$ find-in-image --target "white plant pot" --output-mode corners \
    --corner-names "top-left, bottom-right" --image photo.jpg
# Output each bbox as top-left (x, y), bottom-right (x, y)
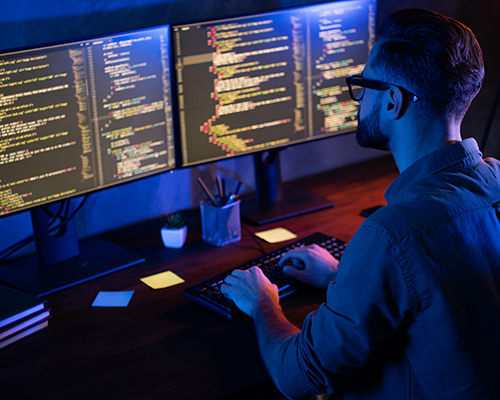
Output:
top-left (161, 225), bottom-right (187, 248)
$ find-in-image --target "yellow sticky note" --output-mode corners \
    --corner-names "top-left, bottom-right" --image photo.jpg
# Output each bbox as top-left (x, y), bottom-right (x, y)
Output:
top-left (255, 227), bottom-right (297, 244)
top-left (140, 271), bottom-right (185, 289)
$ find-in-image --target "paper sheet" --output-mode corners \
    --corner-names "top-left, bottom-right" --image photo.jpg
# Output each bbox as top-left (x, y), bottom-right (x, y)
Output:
top-left (91, 291), bottom-right (134, 307)
top-left (254, 227), bottom-right (297, 243)
top-left (140, 271), bottom-right (185, 289)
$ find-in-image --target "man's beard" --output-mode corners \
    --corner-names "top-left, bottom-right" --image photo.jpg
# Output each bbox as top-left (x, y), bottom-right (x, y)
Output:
top-left (355, 101), bottom-right (389, 151)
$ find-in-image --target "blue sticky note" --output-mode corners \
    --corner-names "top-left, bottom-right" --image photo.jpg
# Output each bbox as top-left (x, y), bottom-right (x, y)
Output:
top-left (91, 291), bottom-right (134, 307)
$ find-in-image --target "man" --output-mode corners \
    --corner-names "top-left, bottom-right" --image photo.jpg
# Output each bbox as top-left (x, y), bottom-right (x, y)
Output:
top-left (220, 8), bottom-right (500, 400)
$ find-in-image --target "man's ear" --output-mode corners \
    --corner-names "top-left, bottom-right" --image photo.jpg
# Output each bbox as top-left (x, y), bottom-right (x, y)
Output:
top-left (385, 86), bottom-right (406, 120)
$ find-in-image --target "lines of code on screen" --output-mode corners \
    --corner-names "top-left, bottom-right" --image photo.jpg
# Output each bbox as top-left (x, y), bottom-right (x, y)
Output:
top-left (0, 27), bottom-right (175, 216)
top-left (174, 0), bottom-right (376, 166)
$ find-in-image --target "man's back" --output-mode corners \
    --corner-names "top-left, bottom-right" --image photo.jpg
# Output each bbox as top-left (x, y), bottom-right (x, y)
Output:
top-left (343, 138), bottom-right (500, 398)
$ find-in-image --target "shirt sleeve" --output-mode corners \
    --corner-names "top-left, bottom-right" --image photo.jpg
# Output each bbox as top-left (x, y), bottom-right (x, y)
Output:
top-left (270, 220), bottom-right (418, 399)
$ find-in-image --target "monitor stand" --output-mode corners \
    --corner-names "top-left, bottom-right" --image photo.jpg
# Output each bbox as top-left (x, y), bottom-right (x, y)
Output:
top-left (0, 203), bottom-right (145, 297)
top-left (241, 151), bottom-right (335, 225)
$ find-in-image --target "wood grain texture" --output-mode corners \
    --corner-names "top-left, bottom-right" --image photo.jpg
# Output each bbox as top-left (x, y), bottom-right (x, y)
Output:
top-left (0, 156), bottom-right (398, 400)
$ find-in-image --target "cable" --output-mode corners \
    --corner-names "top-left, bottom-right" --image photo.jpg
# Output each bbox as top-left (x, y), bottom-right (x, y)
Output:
top-left (42, 200), bottom-right (66, 237)
top-left (45, 195), bottom-right (88, 237)
top-left (44, 201), bottom-right (65, 227)
top-left (242, 223), bottom-right (267, 255)
top-left (43, 198), bottom-right (71, 237)
top-left (0, 235), bottom-right (35, 263)
top-left (0, 195), bottom-right (89, 263)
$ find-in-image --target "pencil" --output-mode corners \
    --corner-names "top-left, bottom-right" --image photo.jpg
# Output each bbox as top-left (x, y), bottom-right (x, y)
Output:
top-left (197, 177), bottom-right (218, 206)
top-left (216, 176), bottom-right (224, 199)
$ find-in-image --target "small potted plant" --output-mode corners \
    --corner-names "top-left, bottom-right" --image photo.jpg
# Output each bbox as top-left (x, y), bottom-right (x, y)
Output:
top-left (160, 212), bottom-right (187, 248)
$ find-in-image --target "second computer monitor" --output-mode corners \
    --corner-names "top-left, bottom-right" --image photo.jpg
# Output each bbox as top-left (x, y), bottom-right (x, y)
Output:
top-left (174, 0), bottom-right (376, 167)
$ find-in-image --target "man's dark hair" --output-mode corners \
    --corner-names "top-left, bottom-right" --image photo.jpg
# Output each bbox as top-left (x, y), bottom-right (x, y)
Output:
top-left (372, 8), bottom-right (484, 117)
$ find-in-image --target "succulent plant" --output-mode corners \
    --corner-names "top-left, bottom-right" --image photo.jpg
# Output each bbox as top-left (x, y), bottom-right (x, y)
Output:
top-left (164, 212), bottom-right (186, 229)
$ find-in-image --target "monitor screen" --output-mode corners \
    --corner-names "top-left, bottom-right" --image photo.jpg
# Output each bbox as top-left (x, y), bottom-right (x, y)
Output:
top-left (0, 26), bottom-right (175, 217)
top-left (173, 0), bottom-right (376, 167)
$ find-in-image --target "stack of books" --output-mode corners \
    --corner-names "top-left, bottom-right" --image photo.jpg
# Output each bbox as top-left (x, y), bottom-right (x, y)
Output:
top-left (0, 284), bottom-right (50, 349)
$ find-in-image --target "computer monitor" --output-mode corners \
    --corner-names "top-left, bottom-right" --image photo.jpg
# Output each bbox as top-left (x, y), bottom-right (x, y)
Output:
top-left (0, 26), bottom-right (175, 295)
top-left (173, 0), bottom-right (376, 224)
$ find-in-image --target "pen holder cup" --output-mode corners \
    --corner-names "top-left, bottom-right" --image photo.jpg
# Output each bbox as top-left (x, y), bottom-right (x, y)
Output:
top-left (200, 200), bottom-right (241, 247)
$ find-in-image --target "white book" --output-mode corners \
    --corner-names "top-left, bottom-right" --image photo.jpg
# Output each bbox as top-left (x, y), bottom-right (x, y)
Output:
top-left (0, 320), bottom-right (49, 349)
top-left (0, 309), bottom-right (50, 341)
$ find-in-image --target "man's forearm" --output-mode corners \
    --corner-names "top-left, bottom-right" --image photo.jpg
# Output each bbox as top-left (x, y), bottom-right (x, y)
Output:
top-left (253, 303), bottom-right (301, 388)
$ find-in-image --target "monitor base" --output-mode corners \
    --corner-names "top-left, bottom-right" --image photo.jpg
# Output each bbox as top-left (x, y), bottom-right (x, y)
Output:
top-left (241, 185), bottom-right (334, 225)
top-left (0, 237), bottom-right (145, 297)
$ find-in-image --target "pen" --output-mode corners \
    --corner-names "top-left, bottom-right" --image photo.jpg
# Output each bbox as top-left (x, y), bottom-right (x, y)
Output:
top-left (216, 176), bottom-right (224, 201)
top-left (197, 177), bottom-right (218, 207)
top-left (234, 181), bottom-right (242, 196)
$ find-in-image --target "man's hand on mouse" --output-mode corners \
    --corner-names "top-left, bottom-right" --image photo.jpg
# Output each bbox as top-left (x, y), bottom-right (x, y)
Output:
top-left (279, 244), bottom-right (339, 288)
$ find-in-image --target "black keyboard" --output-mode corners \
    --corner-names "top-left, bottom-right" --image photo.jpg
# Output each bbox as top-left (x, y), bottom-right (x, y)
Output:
top-left (184, 232), bottom-right (347, 319)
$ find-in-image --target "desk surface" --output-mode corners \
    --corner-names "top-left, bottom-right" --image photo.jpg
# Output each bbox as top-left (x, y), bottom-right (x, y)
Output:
top-left (0, 156), bottom-right (397, 400)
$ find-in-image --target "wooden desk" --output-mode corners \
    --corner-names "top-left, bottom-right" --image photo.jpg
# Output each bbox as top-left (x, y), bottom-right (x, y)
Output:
top-left (0, 156), bottom-right (397, 400)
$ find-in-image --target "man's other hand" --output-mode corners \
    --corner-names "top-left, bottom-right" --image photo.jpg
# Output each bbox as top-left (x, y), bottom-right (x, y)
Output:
top-left (279, 244), bottom-right (339, 288)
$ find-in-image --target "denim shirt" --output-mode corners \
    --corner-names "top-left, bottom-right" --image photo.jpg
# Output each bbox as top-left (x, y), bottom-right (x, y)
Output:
top-left (272, 139), bottom-right (500, 399)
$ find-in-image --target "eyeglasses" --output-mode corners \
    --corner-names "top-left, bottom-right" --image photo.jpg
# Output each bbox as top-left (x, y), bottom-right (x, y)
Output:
top-left (346, 75), bottom-right (421, 103)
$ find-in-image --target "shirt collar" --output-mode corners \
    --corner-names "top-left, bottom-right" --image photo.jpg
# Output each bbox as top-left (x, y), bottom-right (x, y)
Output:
top-left (385, 138), bottom-right (483, 204)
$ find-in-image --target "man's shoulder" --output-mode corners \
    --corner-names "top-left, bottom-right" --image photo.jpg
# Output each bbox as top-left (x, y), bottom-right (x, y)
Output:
top-left (361, 203), bottom-right (431, 241)
top-left (367, 156), bottom-right (500, 238)
top-left (483, 156), bottom-right (500, 178)
top-left (362, 195), bottom-right (476, 241)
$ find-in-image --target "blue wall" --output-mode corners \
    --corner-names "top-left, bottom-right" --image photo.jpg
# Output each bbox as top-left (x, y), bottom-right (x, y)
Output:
top-left (0, 0), bottom-right (498, 259)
